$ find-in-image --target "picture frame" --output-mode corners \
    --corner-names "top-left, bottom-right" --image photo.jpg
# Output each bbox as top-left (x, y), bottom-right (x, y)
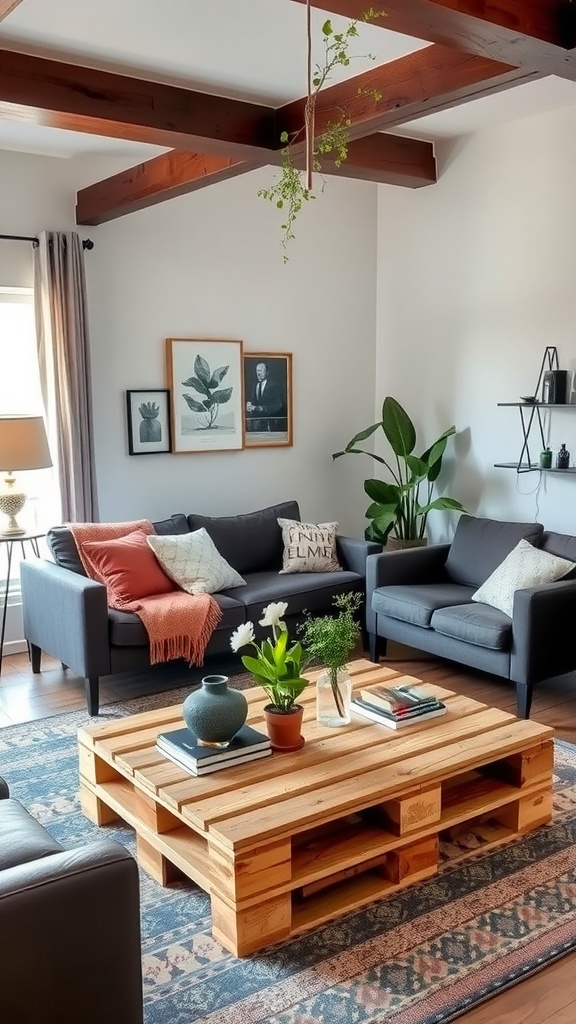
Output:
top-left (243, 352), bottom-right (293, 448)
top-left (166, 338), bottom-right (244, 453)
top-left (126, 389), bottom-right (171, 456)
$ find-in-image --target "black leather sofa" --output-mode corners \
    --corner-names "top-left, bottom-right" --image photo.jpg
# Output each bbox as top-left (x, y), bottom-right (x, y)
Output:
top-left (0, 777), bottom-right (143, 1024)
top-left (21, 500), bottom-right (378, 715)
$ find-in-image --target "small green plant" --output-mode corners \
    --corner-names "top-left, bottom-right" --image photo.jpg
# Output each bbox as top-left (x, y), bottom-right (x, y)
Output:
top-left (258, 4), bottom-right (385, 259)
top-left (181, 355), bottom-right (232, 430)
top-left (300, 592), bottom-right (363, 717)
top-left (333, 397), bottom-right (466, 544)
top-left (230, 602), bottom-right (309, 712)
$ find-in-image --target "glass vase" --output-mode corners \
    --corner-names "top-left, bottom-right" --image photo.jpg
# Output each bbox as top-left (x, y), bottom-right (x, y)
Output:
top-left (316, 669), bottom-right (352, 728)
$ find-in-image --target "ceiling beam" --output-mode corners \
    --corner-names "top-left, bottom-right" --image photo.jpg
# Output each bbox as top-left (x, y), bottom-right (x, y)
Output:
top-left (76, 134), bottom-right (436, 225)
top-left (287, 0), bottom-right (568, 67)
top-left (0, 1), bottom-right (24, 21)
top-left (278, 45), bottom-right (542, 145)
top-left (0, 50), bottom-right (277, 159)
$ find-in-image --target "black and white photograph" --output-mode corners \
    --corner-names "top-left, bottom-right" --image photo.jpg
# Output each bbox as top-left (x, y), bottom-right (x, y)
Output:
top-left (243, 353), bottom-right (293, 448)
top-left (126, 389), bottom-right (171, 455)
top-left (166, 338), bottom-right (244, 453)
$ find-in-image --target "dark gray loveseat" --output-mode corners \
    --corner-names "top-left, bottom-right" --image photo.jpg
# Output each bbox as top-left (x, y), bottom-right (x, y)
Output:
top-left (366, 515), bottom-right (576, 718)
top-left (21, 500), bottom-right (377, 715)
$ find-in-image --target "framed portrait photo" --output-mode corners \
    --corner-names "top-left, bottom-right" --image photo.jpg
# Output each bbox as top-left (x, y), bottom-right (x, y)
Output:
top-left (126, 389), bottom-right (171, 455)
top-left (166, 338), bottom-right (244, 453)
top-left (243, 353), bottom-right (293, 448)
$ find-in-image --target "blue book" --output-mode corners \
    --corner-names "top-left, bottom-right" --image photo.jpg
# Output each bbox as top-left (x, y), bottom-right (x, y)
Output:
top-left (156, 723), bottom-right (270, 769)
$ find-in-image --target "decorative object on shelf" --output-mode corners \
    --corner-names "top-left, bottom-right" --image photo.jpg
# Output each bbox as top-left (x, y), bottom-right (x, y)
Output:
top-left (539, 447), bottom-right (552, 469)
top-left (166, 337), bottom-right (244, 453)
top-left (496, 390), bottom-right (576, 474)
top-left (230, 601), bottom-right (309, 751)
top-left (126, 389), bottom-right (171, 455)
top-left (0, 415), bottom-right (52, 536)
top-left (556, 443), bottom-right (571, 469)
top-left (243, 353), bottom-right (293, 448)
top-left (300, 591), bottom-right (362, 727)
top-left (533, 346), bottom-right (560, 401)
top-left (543, 370), bottom-right (568, 405)
top-left (520, 395), bottom-right (538, 404)
top-left (182, 675), bottom-right (248, 748)
top-left (333, 396), bottom-right (465, 545)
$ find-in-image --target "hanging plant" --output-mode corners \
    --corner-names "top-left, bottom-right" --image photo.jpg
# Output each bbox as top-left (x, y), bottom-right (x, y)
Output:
top-left (258, 4), bottom-right (385, 260)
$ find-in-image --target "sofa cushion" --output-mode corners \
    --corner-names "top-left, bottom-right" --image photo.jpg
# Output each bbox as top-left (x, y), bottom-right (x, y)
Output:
top-left (445, 515), bottom-right (544, 588)
top-left (187, 500), bottom-right (300, 575)
top-left (278, 518), bottom-right (342, 573)
top-left (108, 591), bottom-right (246, 646)
top-left (225, 570), bottom-right (362, 619)
top-left (147, 529), bottom-right (246, 594)
top-left (471, 539), bottom-right (575, 618)
top-left (431, 603), bottom-right (512, 651)
top-left (372, 583), bottom-right (476, 628)
top-left (541, 531), bottom-right (576, 578)
top-left (0, 799), bottom-right (62, 871)
top-left (47, 514), bottom-right (190, 577)
top-left (83, 529), bottom-right (176, 603)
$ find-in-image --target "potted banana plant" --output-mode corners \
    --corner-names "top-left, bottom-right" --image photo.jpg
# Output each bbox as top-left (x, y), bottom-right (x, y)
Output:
top-left (333, 397), bottom-right (465, 547)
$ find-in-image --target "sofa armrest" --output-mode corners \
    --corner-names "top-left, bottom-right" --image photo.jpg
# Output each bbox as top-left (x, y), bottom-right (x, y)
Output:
top-left (365, 544), bottom-right (451, 634)
top-left (21, 559), bottom-right (111, 678)
top-left (511, 578), bottom-right (576, 687)
top-left (0, 778), bottom-right (8, 799)
top-left (0, 839), bottom-right (143, 1024)
top-left (336, 535), bottom-right (381, 575)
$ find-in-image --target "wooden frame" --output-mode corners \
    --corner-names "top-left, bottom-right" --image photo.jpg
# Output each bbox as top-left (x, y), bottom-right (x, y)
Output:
top-left (126, 389), bottom-right (171, 456)
top-left (243, 353), bottom-right (293, 448)
top-left (166, 338), bottom-right (244, 453)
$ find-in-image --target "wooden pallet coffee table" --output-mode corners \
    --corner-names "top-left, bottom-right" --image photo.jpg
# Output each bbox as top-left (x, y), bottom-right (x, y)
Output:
top-left (78, 659), bottom-right (554, 957)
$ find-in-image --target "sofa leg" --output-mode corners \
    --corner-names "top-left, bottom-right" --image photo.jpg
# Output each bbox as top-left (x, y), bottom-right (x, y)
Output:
top-left (85, 677), bottom-right (100, 716)
top-left (29, 643), bottom-right (42, 673)
top-left (516, 682), bottom-right (533, 720)
top-left (368, 633), bottom-right (387, 663)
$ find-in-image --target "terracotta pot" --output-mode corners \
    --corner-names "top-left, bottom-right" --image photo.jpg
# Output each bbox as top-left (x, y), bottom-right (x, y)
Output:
top-left (385, 537), bottom-right (428, 552)
top-left (264, 704), bottom-right (304, 752)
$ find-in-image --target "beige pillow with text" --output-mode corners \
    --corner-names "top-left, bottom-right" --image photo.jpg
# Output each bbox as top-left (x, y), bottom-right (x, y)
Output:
top-left (277, 518), bottom-right (342, 573)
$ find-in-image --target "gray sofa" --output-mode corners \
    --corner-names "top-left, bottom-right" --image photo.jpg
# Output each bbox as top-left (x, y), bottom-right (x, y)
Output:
top-left (366, 515), bottom-right (576, 718)
top-left (21, 500), bottom-right (378, 715)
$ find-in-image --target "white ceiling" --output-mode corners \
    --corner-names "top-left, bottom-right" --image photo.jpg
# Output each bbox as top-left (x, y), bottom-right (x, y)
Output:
top-left (1, 0), bottom-right (576, 160)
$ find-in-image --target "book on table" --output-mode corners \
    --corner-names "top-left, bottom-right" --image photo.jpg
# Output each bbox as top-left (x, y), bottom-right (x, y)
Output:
top-left (158, 743), bottom-right (273, 776)
top-left (156, 723), bottom-right (271, 772)
top-left (351, 694), bottom-right (447, 730)
top-left (359, 685), bottom-right (441, 713)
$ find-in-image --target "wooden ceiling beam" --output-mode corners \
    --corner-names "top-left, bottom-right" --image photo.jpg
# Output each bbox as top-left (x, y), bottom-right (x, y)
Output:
top-left (0, 1), bottom-right (25, 21)
top-left (76, 133), bottom-right (436, 225)
top-left (0, 50), bottom-right (277, 158)
top-left (287, 0), bottom-right (568, 67)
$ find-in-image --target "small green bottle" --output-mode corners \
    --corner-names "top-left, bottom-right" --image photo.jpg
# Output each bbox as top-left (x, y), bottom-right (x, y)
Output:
top-left (539, 447), bottom-right (552, 469)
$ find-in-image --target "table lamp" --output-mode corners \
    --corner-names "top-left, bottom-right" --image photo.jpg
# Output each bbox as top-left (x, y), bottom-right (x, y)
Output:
top-left (0, 415), bottom-right (52, 536)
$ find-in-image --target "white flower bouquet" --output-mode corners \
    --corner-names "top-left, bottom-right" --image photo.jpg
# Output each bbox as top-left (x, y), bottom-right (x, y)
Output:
top-left (230, 602), bottom-right (309, 712)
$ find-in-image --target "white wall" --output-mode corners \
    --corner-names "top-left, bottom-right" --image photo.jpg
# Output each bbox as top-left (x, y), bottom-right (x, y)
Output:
top-left (376, 103), bottom-right (576, 540)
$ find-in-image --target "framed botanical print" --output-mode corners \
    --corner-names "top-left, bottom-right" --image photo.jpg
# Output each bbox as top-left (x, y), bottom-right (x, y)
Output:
top-left (243, 352), bottom-right (293, 448)
top-left (126, 389), bottom-right (171, 455)
top-left (166, 338), bottom-right (244, 453)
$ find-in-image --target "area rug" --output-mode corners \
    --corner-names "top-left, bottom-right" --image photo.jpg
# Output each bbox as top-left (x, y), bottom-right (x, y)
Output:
top-left (2, 692), bottom-right (576, 1024)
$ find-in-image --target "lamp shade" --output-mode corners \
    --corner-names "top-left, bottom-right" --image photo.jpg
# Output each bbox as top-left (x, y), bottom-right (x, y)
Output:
top-left (0, 415), bottom-right (52, 472)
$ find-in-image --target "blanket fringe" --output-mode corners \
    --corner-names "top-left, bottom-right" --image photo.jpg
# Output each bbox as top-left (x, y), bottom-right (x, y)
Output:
top-left (149, 599), bottom-right (222, 666)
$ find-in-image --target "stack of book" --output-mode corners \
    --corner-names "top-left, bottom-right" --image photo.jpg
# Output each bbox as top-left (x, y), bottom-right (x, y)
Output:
top-left (156, 723), bottom-right (272, 776)
top-left (351, 683), bottom-right (447, 730)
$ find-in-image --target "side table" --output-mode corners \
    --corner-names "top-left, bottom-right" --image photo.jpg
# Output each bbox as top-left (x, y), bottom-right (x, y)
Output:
top-left (0, 532), bottom-right (44, 675)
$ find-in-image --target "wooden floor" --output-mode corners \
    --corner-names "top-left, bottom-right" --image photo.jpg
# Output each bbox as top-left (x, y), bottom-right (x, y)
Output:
top-left (2, 643), bottom-right (576, 1021)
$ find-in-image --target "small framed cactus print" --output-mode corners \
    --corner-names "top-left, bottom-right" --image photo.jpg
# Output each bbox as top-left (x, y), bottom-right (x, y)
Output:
top-left (126, 389), bottom-right (172, 455)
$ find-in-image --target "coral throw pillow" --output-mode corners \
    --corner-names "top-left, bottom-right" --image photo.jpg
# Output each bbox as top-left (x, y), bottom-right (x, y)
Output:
top-left (82, 529), bottom-right (176, 604)
top-left (277, 518), bottom-right (342, 573)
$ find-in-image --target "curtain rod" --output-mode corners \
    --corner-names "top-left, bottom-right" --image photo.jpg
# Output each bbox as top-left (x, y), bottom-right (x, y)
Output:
top-left (0, 233), bottom-right (94, 250)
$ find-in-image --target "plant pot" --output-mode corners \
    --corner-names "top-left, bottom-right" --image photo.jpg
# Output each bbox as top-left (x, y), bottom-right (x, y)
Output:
top-left (316, 669), bottom-right (352, 727)
top-left (385, 537), bottom-right (428, 552)
top-left (263, 704), bottom-right (305, 752)
top-left (182, 675), bottom-right (248, 747)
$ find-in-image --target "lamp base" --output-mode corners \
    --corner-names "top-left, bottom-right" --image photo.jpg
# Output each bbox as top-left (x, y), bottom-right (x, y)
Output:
top-left (0, 517), bottom-right (26, 536)
top-left (0, 482), bottom-right (26, 536)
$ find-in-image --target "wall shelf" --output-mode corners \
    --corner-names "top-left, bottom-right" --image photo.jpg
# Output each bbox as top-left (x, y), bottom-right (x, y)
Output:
top-left (495, 402), bottom-right (576, 473)
top-left (494, 462), bottom-right (576, 474)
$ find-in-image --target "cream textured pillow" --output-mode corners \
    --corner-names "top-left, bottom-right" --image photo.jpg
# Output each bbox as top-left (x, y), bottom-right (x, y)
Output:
top-left (277, 518), bottom-right (342, 574)
top-left (471, 539), bottom-right (575, 617)
top-left (147, 529), bottom-right (246, 595)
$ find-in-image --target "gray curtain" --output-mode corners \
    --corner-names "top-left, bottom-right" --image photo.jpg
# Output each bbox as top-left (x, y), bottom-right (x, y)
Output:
top-left (33, 231), bottom-right (99, 522)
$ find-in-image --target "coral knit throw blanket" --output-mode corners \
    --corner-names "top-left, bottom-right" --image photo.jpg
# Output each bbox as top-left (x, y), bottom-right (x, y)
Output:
top-left (68, 520), bottom-right (221, 666)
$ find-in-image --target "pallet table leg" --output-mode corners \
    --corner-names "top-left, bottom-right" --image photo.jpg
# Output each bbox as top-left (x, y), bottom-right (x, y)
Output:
top-left (136, 835), bottom-right (181, 885)
top-left (211, 889), bottom-right (291, 957)
top-left (79, 783), bottom-right (119, 825)
top-left (495, 788), bottom-right (553, 833)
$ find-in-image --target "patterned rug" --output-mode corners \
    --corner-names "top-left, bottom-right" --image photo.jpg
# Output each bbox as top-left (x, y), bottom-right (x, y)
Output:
top-left (2, 689), bottom-right (576, 1024)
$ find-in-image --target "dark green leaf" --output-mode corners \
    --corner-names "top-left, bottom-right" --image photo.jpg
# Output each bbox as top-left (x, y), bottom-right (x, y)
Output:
top-left (382, 396), bottom-right (416, 457)
top-left (322, 19), bottom-right (333, 35)
top-left (364, 478), bottom-right (400, 504)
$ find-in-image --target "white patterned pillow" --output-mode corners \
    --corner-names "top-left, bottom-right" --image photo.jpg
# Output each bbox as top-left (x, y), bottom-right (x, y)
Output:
top-left (471, 539), bottom-right (575, 618)
top-left (277, 518), bottom-right (342, 573)
top-left (147, 529), bottom-right (246, 595)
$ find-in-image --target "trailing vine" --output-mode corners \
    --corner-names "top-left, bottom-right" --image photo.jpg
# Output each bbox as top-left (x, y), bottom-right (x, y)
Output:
top-left (258, 3), bottom-right (385, 260)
